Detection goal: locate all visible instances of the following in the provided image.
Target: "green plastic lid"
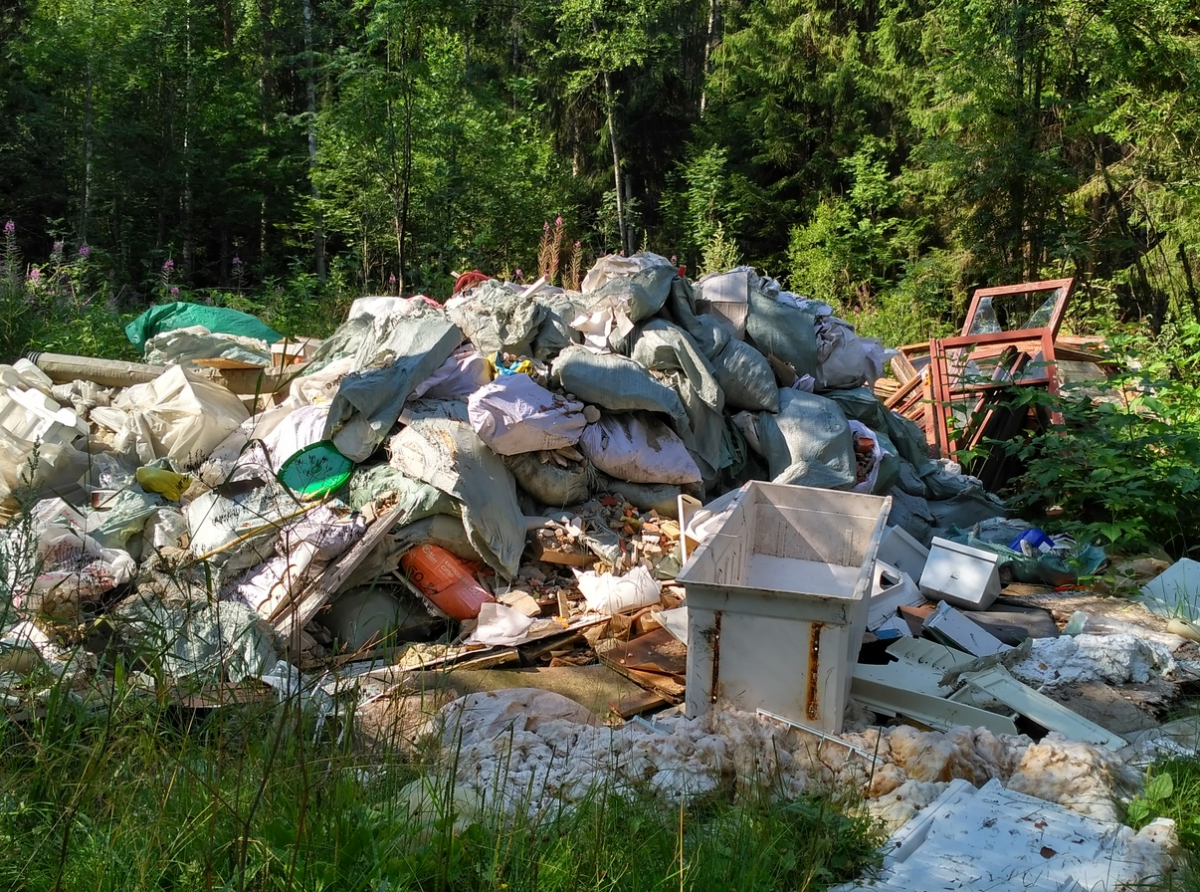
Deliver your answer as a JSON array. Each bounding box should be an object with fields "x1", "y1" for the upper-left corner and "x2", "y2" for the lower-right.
[{"x1": 277, "y1": 440, "x2": 353, "y2": 499}]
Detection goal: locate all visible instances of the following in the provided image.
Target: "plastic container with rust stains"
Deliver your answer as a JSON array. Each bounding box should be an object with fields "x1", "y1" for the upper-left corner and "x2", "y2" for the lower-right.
[{"x1": 400, "y1": 543, "x2": 494, "y2": 621}]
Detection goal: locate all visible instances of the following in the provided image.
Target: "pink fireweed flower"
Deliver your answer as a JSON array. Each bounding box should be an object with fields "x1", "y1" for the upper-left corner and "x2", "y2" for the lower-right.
[
  {"x1": 3, "y1": 221, "x2": 14, "y2": 233},
  {"x1": 53, "y1": 241, "x2": 63, "y2": 253},
  {"x1": 163, "y1": 259, "x2": 175, "y2": 272},
  {"x1": 27, "y1": 268, "x2": 41, "y2": 281},
  {"x1": 170, "y1": 286, "x2": 180, "y2": 296},
  {"x1": 232, "y1": 256, "x2": 242, "y2": 266},
  {"x1": 555, "y1": 216, "x2": 563, "y2": 227},
  {"x1": 78, "y1": 245, "x2": 90, "y2": 257}
]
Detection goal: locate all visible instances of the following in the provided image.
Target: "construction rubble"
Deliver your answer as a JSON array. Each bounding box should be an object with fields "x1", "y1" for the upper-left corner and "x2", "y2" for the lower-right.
[{"x1": 1, "y1": 257, "x2": 1197, "y2": 889}]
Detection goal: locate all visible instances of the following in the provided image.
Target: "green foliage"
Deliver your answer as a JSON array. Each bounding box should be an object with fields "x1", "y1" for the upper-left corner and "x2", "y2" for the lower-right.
[{"x1": 998, "y1": 370, "x2": 1200, "y2": 556}]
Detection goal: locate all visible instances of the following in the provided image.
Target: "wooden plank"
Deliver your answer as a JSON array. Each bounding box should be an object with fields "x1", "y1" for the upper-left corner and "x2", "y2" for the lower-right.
[
  {"x1": 274, "y1": 503, "x2": 407, "y2": 643},
  {"x1": 890, "y1": 352, "x2": 919, "y2": 384}
]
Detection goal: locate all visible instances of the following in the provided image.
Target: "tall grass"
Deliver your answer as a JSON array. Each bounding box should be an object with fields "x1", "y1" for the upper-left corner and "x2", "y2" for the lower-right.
[{"x1": 0, "y1": 657, "x2": 881, "y2": 892}]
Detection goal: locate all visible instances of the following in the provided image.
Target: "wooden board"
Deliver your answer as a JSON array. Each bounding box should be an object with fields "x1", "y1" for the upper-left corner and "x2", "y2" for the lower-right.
[{"x1": 435, "y1": 665, "x2": 667, "y2": 718}]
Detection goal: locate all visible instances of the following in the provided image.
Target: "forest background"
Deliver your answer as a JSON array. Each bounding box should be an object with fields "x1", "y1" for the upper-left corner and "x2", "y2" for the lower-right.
[{"x1": 3, "y1": 0, "x2": 1200, "y2": 353}]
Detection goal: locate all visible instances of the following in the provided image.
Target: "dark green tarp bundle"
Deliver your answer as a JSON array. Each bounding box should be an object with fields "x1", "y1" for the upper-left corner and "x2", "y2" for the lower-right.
[{"x1": 125, "y1": 302, "x2": 282, "y2": 353}]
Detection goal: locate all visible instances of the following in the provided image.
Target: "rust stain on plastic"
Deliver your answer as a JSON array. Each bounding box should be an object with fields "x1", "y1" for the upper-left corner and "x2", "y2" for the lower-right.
[
  {"x1": 805, "y1": 622, "x2": 825, "y2": 721},
  {"x1": 708, "y1": 610, "x2": 722, "y2": 704}
]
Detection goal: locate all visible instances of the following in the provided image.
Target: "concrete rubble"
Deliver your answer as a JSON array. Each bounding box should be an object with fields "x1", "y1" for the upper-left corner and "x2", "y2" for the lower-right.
[{"x1": 0, "y1": 260, "x2": 1195, "y2": 888}]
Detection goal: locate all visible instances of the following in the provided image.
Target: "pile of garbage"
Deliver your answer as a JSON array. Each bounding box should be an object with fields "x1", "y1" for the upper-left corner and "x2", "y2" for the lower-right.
[
  {"x1": 0, "y1": 254, "x2": 1196, "y2": 887},
  {"x1": 0, "y1": 255, "x2": 1008, "y2": 669}
]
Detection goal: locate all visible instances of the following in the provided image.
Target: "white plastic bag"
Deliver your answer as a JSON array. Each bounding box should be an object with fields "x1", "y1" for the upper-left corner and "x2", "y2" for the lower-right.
[
  {"x1": 108, "y1": 365, "x2": 250, "y2": 465},
  {"x1": 848, "y1": 420, "x2": 886, "y2": 494},
  {"x1": 574, "y1": 565, "x2": 661, "y2": 614},
  {"x1": 467, "y1": 374, "x2": 586, "y2": 455},
  {"x1": 578, "y1": 414, "x2": 701, "y2": 485}
]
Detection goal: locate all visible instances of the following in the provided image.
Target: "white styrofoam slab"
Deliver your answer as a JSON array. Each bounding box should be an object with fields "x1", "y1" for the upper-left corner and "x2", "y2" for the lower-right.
[
  {"x1": 1139, "y1": 558, "x2": 1200, "y2": 620},
  {"x1": 833, "y1": 778, "x2": 1166, "y2": 891}
]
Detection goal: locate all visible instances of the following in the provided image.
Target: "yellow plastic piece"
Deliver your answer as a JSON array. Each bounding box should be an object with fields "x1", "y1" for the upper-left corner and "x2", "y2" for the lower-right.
[{"x1": 135, "y1": 466, "x2": 192, "y2": 501}]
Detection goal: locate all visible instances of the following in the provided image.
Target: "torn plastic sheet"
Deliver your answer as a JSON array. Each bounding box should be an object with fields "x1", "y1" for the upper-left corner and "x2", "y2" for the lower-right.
[
  {"x1": 104, "y1": 364, "x2": 251, "y2": 466},
  {"x1": 388, "y1": 400, "x2": 526, "y2": 578},
  {"x1": 322, "y1": 304, "x2": 462, "y2": 459},
  {"x1": 143, "y1": 325, "x2": 271, "y2": 368},
  {"x1": 113, "y1": 596, "x2": 278, "y2": 685}
]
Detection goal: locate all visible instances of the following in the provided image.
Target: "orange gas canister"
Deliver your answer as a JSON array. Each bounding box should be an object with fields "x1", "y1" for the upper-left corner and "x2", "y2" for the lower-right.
[{"x1": 400, "y1": 543, "x2": 494, "y2": 621}]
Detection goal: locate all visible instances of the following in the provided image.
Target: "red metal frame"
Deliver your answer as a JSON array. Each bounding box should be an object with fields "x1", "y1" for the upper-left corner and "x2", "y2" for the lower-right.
[
  {"x1": 960, "y1": 277, "x2": 1075, "y2": 339},
  {"x1": 929, "y1": 328, "x2": 1060, "y2": 459}
]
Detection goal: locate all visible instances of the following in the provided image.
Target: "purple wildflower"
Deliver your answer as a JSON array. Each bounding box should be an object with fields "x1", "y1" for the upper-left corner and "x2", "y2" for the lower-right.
[
  {"x1": 162, "y1": 259, "x2": 175, "y2": 272},
  {"x1": 232, "y1": 256, "x2": 242, "y2": 266},
  {"x1": 170, "y1": 286, "x2": 180, "y2": 296},
  {"x1": 3, "y1": 220, "x2": 14, "y2": 233},
  {"x1": 515, "y1": 268, "x2": 523, "y2": 279},
  {"x1": 388, "y1": 274, "x2": 396, "y2": 285},
  {"x1": 78, "y1": 245, "x2": 90, "y2": 257},
  {"x1": 27, "y1": 268, "x2": 41, "y2": 282},
  {"x1": 543, "y1": 221, "x2": 550, "y2": 232},
  {"x1": 52, "y1": 241, "x2": 63, "y2": 253},
  {"x1": 670, "y1": 255, "x2": 677, "y2": 264}
]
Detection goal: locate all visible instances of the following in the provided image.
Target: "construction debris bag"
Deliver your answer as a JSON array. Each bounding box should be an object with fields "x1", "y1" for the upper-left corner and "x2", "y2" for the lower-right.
[
  {"x1": 631, "y1": 320, "x2": 727, "y2": 483},
  {"x1": 755, "y1": 388, "x2": 856, "y2": 489},
  {"x1": 125, "y1": 301, "x2": 282, "y2": 353},
  {"x1": 467, "y1": 375, "x2": 586, "y2": 455},
  {"x1": 584, "y1": 263, "x2": 676, "y2": 325},
  {"x1": 631, "y1": 320, "x2": 723, "y2": 412},
  {"x1": 323, "y1": 304, "x2": 462, "y2": 460},
  {"x1": 826, "y1": 386, "x2": 892, "y2": 432},
  {"x1": 6, "y1": 500, "x2": 138, "y2": 616},
  {"x1": 446, "y1": 279, "x2": 544, "y2": 357},
  {"x1": 388, "y1": 400, "x2": 525, "y2": 578},
  {"x1": 113, "y1": 595, "x2": 276, "y2": 684},
  {"x1": 581, "y1": 252, "x2": 676, "y2": 295},
  {"x1": 346, "y1": 464, "x2": 459, "y2": 518},
  {"x1": 848, "y1": 420, "x2": 900, "y2": 496},
  {"x1": 259, "y1": 403, "x2": 330, "y2": 472},
  {"x1": 106, "y1": 364, "x2": 251, "y2": 466},
  {"x1": 599, "y1": 477, "x2": 683, "y2": 517},
  {"x1": 710, "y1": 336, "x2": 780, "y2": 413},
  {"x1": 504, "y1": 453, "x2": 592, "y2": 507},
  {"x1": 744, "y1": 289, "x2": 819, "y2": 379},
  {"x1": 552, "y1": 345, "x2": 688, "y2": 423},
  {"x1": 814, "y1": 316, "x2": 886, "y2": 391},
  {"x1": 887, "y1": 489, "x2": 938, "y2": 546},
  {"x1": 410, "y1": 345, "x2": 491, "y2": 401},
  {"x1": 531, "y1": 292, "x2": 588, "y2": 361},
  {"x1": 578, "y1": 414, "x2": 702, "y2": 485},
  {"x1": 927, "y1": 485, "x2": 1007, "y2": 532}
]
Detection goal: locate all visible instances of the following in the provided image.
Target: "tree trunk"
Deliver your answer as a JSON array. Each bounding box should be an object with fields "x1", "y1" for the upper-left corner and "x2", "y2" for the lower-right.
[
  {"x1": 81, "y1": 58, "x2": 93, "y2": 244},
  {"x1": 700, "y1": 0, "x2": 720, "y2": 115},
  {"x1": 182, "y1": 0, "x2": 194, "y2": 278},
  {"x1": 602, "y1": 70, "x2": 626, "y2": 255},
  {"x1": 302, "y1": 0, "x2": 326, "y2": 282}
]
